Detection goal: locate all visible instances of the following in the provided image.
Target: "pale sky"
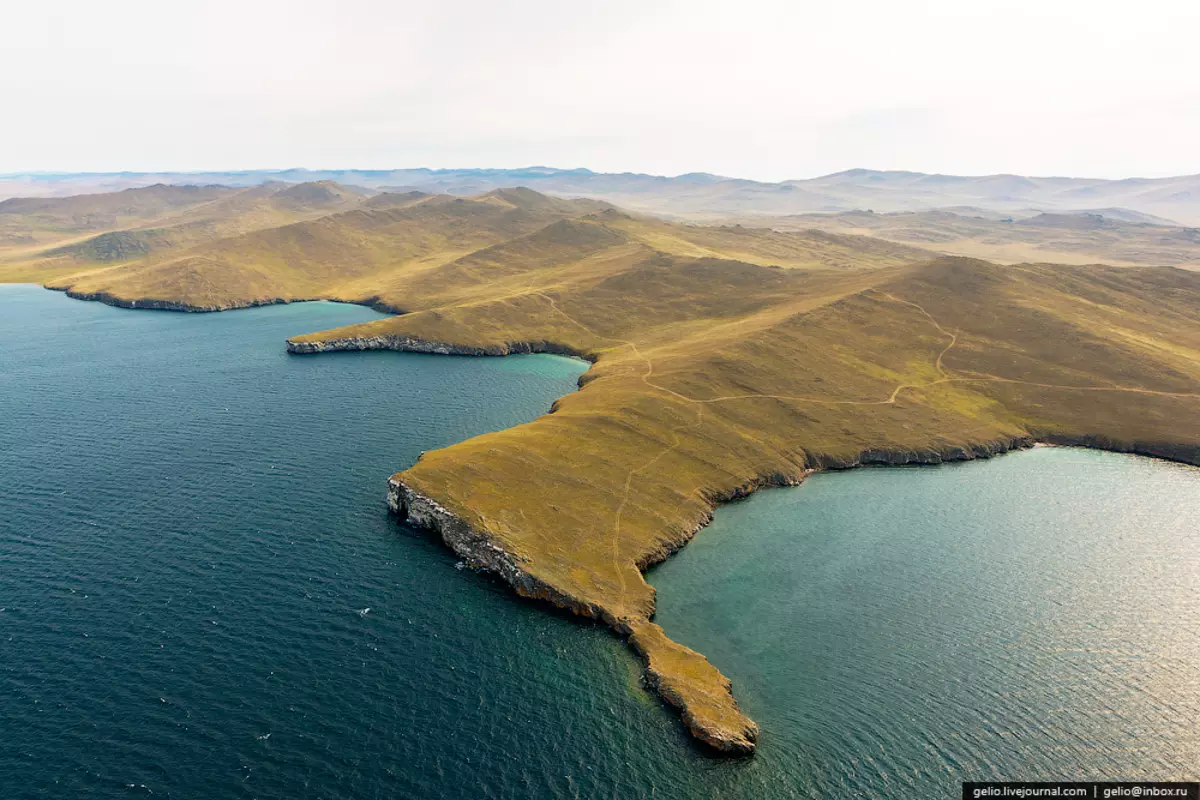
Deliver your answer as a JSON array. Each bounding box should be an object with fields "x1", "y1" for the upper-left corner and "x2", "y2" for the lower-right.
[{"x1": 4, "y1": 0, "x2": 1199, "y2": 180}]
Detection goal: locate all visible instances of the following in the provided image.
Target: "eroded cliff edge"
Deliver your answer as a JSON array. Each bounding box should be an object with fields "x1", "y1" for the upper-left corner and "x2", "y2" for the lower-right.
[
  {"x1": 388, "y1": 473, "x2": 761, "y2": 754},
  {"x1": 287, "y1": 321, "x2": 1200, "y2": 756},
  {"x1": 16, "y1": 189, "x2": 1200, "y2": 756},
  {"x1": 283, "y1": 259, "x2": 1200, "y2": 755}
]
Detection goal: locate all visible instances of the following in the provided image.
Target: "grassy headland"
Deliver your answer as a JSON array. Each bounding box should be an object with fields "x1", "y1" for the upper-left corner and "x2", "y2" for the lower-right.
[{"x1": 4, "y1": 185, "x2": 1199, "y2": 753}]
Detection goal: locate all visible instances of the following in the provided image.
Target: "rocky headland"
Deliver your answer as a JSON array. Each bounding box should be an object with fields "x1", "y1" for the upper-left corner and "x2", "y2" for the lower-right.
[
  {"x1": 7, "y1": 183, "x2": 1197, "y2": 755},
  {"x1": 288, "y1": 320, "x2": 1200, "y2": 754}
]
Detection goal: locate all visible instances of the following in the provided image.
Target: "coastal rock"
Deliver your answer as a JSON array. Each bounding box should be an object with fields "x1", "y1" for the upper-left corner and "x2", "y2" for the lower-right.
[
  {"x1": 628, "y1": 621, "x2": 759, "y2": 755},
  {"x1": 55, "y1": 287, "x2": 297, "y2": 313},
  {"x1": 1036, "y1": 432, "x2": 1200, "y2": 466},
  {"x1": 806, "y1": 436, "x2": 1036, "y2": 470},
  {"x1": 387, "y1": 477, "x2": 759, "y2": 753},
  {"x1": 287, "y1": 334, "x2": 584, "y2": 359},
  {"x1": 388, "y1": 478, "x2": 621, "y2": 629}
]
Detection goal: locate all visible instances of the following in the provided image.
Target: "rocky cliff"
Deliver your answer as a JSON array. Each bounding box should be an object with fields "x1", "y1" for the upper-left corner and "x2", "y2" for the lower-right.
[
  {"x1": 388, "y1": 475, "x2": 759, "y2": 755},
  {"x1": 287, "y1": 333, "x2": 585, "y2": 359},
  {"x1": 292, "y1": 330, "x2": 1200, "y2": 757}
]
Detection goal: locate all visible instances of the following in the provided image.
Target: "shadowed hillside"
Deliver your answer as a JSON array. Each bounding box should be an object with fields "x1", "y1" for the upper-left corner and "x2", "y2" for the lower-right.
[{"x1": 3, "y1": 184, "x2": 1198, "y2": 755}]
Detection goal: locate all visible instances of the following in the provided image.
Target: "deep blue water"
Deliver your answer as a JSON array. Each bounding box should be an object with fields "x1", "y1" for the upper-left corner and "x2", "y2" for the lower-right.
[{"x1": 2, "y1": 284, "x2": 1197, "y2": 799}]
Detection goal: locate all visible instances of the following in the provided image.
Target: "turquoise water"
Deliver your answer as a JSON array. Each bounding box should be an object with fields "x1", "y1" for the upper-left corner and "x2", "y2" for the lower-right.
[
  {"x1": 2, "y1": 284, "x2": 1197, "y2": 799},
  {"x1": 652, "y1": 449, "x2": 1200, "y2": 796}
]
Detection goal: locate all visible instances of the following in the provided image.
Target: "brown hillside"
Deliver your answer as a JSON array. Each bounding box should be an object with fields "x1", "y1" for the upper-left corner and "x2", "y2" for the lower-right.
[
  {"x1": 286, "y1": 248, "x2": 1200, "y2": 754},
  {"x1": 0, "y1": 182, "x2": 374, "y2": 283},
  {"x1": 3, "y1": 185, "x2": 1198, "y2": 754}
]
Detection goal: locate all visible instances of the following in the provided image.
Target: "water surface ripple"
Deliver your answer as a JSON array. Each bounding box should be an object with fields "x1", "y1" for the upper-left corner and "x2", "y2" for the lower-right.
[{"x1": 1, "y1": 285, "x2": 1197, "y2": 798}]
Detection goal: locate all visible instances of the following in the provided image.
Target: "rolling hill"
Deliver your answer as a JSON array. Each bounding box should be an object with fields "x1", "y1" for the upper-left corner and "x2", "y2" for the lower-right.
[
  {"x1": 0, "y1": 181, "x2": 372, "y2": 283},
  {"x1": 2, "y1": 184, "x2": 1198, "y2": 754},
  {"x1": 5, "y1": 187, "x2": 930, "y2": 312},
  {"x1": 729, "y1": 208, "x2": 1200, "y2": 268},
  {"x1": 6, "y1": 167, "x2": 1200, "y2": 224}
]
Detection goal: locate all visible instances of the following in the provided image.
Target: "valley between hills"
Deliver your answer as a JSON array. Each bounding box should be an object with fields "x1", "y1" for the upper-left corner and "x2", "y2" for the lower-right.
[{"x1": 4, "y1": 181, "x2": 1200, "y2": 753}]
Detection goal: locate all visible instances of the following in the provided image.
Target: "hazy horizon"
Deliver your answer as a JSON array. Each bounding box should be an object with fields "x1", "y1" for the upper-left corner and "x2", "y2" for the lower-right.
[
  {"x1": 5, "y1": 0, "x2": 1199, "y2": 181},
  {"x1": 5, "y1": 164, "x2": 1200, "y2": 184}
]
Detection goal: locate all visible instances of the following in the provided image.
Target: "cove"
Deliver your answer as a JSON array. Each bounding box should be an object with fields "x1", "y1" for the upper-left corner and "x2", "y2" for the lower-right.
[
  {"x1": 650, "y1": 447, "x2": 1200, "y2": 797},
  {"x1": 2, "y1": 283, "x2": 1198, "y2": 799}
]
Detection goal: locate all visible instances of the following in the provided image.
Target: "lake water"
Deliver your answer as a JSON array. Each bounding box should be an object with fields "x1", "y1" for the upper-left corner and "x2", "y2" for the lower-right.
[{"x1": 1, "y1": 284, "x2": 1197, "y2": 798}]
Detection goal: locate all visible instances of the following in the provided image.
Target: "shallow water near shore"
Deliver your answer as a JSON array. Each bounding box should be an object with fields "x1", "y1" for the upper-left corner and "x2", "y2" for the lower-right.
[
  {"x1": 2, "y1": 284, "x2": 1198, "y2": 799},
  {"x1": 651, "y1": 447, "x2": 1200, "y2": 794}
]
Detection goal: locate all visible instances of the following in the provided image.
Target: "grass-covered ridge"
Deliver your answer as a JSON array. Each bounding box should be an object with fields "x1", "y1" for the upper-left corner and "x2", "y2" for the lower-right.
[{"x1": 3, "y1": 185, "x2": 1199, "y2": 753}]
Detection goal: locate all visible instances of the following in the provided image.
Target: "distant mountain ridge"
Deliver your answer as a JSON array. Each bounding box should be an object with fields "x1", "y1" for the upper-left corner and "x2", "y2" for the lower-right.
[
  {"x1": 5, "y1": 166, "x2": 1200, "y2": 224},
  {"x1": 742, "y1": 207, "x2": 1200, "y2": 268}
]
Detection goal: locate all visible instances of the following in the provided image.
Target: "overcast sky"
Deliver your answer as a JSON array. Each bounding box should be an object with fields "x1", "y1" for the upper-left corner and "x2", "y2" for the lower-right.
[{"x1": 4, "y1": 0, "x2": 1198, "y2": 180}]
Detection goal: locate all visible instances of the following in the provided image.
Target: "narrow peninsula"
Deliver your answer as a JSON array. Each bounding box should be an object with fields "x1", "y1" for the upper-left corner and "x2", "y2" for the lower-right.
[{"x1": 5, "y1": 185, "x2": 1200, "y2": 753}]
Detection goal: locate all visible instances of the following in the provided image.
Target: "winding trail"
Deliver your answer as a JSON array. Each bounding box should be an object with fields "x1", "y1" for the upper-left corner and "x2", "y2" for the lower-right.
[
  {"x1": 609, "y1": 404, "x2": 706, "y2": 603},
  {"x1": 874, "y1": 291, "x2": 958, "y2": 378},
  {"x1": 537, "y1": 290, "x2": 1200, "y2": 405},
  {"x1": 528, "y1": 287, "x2": 1200, "y2": 608}
]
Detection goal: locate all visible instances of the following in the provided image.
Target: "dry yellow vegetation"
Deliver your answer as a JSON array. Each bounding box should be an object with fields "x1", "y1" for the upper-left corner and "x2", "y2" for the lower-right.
[
  {"x1": 4, "y1": 184, "x2": 1200, "y2": 754},
  {"x1": 0, "y1": 180, "x2": 368, "y2": 285},
  {"x1": 737, "y1": 208, "x2": 1200, "y2": 269}
]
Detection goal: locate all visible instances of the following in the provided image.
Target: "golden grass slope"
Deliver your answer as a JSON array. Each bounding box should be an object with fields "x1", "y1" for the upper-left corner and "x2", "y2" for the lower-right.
[
  {"x1": 283, "y1": 201, "x2": 1198, "y2": 752},
  {"x1": 0, "y1": 184, "x2": 237, "y2": 265},
  {"x1": 11, "y1": 187, "x2": 923, "y2": 316},
  {"x1": 0, "y1": 181, "x2": 370, "y2": 285},
  {"x1": 4, "y1": 185, "x2": 1200, "y2": 753},
  {"x1": 41, "y1": 192, "x2": 614, "y2": 310}
]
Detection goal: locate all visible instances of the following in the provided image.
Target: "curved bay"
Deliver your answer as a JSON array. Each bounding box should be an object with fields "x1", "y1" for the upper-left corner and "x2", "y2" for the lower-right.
[{"x1": 1, "y1": 284, "x2": 1197, "y2": 799}]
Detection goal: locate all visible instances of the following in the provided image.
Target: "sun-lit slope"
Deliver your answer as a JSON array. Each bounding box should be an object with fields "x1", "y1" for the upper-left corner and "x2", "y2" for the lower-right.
[
  {"x1": 747, "y1": 208, "x2": 1200, "y2": 268},
  {"x1": 292, "y1": 253, "x2": 1200, "y2": 752},
  {"x1": 0, "y1": 184, "x2": 238, "y2": 264},
  {"x1": 475, "y1": 185, "x2": 614, "y2": 216},
  {"x1": 0, "y1": 181, "x2": 374, "y2": 284},
  {"x1": 24, "y1": 188, "x2": 926, "y2": 314},
  {"x1": 39, "y1": 192, "x2": 610, "y2": 309},
  {"x1": 0, "y1": 183, "x2": 235, "y2": 232},
  {"x1": 597, "y1": 210, "x2": 930, "y2": 268}
]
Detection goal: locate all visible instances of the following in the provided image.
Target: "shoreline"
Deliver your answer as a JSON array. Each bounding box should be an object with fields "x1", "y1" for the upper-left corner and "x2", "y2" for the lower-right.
[
  {"x1": 41, "y1": 284, "x2": 407, "y2": 316},
  {"x1": 16, "y1": 284, "x2": 1198, "y2": 756},
  {"x1": 286, "y1": 331, "x2": 592, "y2": 362},
  {"x1": 286, "y1": 329, "x2": 1200, "y2": 755}
]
